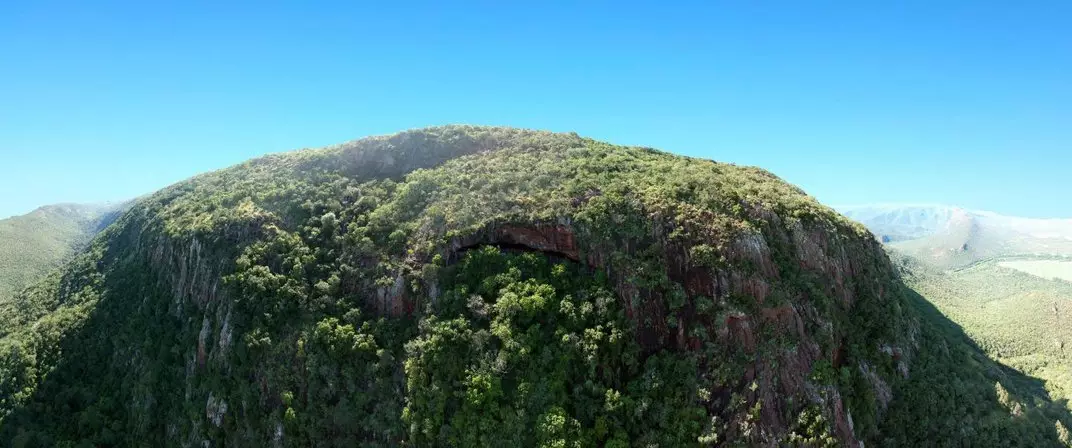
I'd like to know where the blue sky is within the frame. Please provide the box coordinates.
[2,1,1070,219]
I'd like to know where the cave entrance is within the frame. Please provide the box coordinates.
[446,224,583,265]
[452,241,581,265]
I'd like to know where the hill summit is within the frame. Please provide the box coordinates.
[1,126,1068,446]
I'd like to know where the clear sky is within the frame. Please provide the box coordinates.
[2,1,1070,219]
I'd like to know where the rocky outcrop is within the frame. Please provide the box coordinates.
[408,200,907,445]
[106,211,257,444]
[447,222,581,262]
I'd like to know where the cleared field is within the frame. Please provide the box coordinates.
[999,260,1072,283]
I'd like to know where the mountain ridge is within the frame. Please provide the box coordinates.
[0,201,128,301]
[840,204,1072,269]
[1,126,1069,446]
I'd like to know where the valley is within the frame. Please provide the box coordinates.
[849,205,1072,422]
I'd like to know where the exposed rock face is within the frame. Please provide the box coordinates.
[373,272,408,316]
[197,316,211,368]
[860,362,893,413]
[448,223,581,262]
[137,210,895,446]
[111,211,253,444]
[414,201,908,445]
[206,392,227,428]
[183,193,889,444]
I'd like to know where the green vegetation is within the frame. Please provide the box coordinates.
[403,247,705,447]
[0,126,1069,446]
[877,284,1072,446]
[896,251,1072,406]
[0,203,125,301]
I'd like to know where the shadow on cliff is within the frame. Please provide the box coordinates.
[871,282,1072,445]
[908,286,1055,396]
[0,229,191,446]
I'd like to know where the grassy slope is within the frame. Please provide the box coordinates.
[0,203,125,301]
[1000,260,1072,283]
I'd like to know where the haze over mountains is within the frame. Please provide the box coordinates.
[840,204,1072,269]
[843,203,1072,420]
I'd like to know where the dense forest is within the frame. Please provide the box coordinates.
[1,126,1069,446]
[895,252,1072,410]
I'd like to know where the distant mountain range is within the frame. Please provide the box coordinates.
[0,202,128,300]
[841,203,1072,416]
[839,204,1072,269]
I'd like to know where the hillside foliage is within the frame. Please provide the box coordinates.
[897,251,1072,412]
[0,203,124,302]
[0,126,1069,446]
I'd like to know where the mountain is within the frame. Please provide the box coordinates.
[836,205,960,243]
[2,126,1069,446]
[840,205,1072,269]
[0,202,127,301]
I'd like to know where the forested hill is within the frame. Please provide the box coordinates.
[0,202,126,301]
[1,126,1069,447]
